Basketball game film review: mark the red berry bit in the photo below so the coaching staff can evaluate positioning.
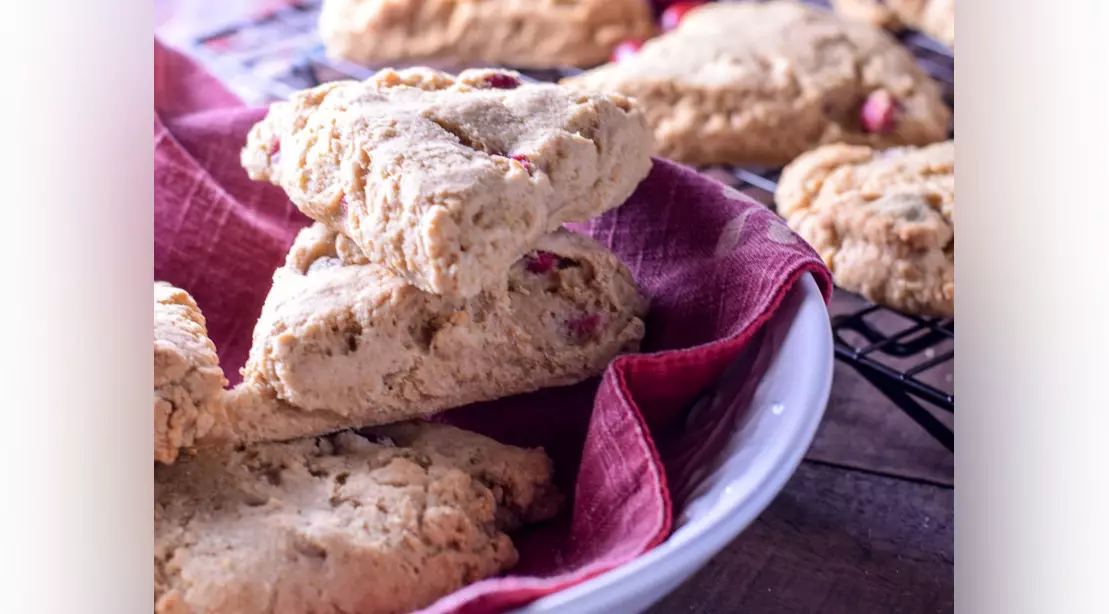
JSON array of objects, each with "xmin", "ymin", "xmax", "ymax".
[
  {"xmin": 860, "ymin": 90, "xmax": 900, "ymax": 134},
  {"xmin": 484, "ymin": 73, "xmax": 520, "ymax": 89},
  {"xmin": 339, "ymin": 195, "xmax": 349, "ymax": 216},
  {"xmin": 509, "ymin": 154, "xmax": 534, "ymax": 174},
  {"xmin": 269, "ymin": 137, "xmax": 281, "ymax": 163},
  {"xmin": 567, "ymin": 313, "xmax": 603, "ymax": 342},
  {"xmin": 611, "ymin": 39, "xmax": 643, "ymax": 63},
  {"xmin": 525, "ymin": 251, "xmax": 559, "ymax": 273},
  {"xmin": 660, "ymin": 2, "xmax": 705, "ymax": 32}
]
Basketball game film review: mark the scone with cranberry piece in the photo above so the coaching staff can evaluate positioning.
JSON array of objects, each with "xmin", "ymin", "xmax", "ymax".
[
  {"xmin": 216, "ymin": 222, "xmax": 647, "ymax": 444},
  {"xmin": 242, "ymin": 67, "xmax": 653, "ymax": 298},
  {"xmin": 564, "ymin": 1, "xmax": 950, "ymax": 166}
]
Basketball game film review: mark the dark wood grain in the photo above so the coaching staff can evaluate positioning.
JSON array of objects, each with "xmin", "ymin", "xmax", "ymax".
[
  {"xmin": 807, "ymin": 361, "xmax": 954, "ymax": 485},
  {"xmin": 806, "ymin": 292, "xmax": 955, "ymax": 485},
  {"xmin": 647, "ymin": 463, "xmax": 954, "ymax": 614}
]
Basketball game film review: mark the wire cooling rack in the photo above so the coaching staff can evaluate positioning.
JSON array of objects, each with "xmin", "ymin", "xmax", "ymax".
[{"xmin": 183, "ymin": 0, "xmax": 955, "ymax": 450}]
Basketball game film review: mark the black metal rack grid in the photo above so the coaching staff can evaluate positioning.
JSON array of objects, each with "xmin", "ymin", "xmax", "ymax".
[{"xmin": 184, "ymin": 0, "xmax": 955, "ymax": 450}]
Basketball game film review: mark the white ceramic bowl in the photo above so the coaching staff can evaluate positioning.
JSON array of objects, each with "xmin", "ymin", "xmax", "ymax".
[{"xmin": 514, "ymin": 273, "xmax": 833, "ymax": 614}]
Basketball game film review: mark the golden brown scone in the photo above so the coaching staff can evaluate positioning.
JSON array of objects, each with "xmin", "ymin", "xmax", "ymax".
[
  {"xmin": 319, "ymin": 0, "xmax": 657, "ymax": 69},
  {"xmin": 242, "ymin": 67, "xmax": 653, "ymax": 298},
  {"xmin": 833, "ymin": 0, "xmax": 955, "ymax": 49},
  {"xmin": 776, "ymin": 140, "xmax": 954, "ymax": 317},
  {"xmin": 154, "ymin": 282, "xmax": 227, "ymax": 464},
  {"xmin": 563, "ymin": 1, "xmax": 951, "ymax": 167},
  {"xmin": 210, "ymin": 223, "xmax": 648, "ymax": 444},
  {"xmin": 155, "ymin": 421, "xmax": 562, "ymax": 614}
]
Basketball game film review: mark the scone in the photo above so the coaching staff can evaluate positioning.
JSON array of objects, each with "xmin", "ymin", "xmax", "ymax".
[
  {"xmin": 319, "ymin": 0, "xmax": 657, "ymax": 69},
  {"xmin": 563, "ymin": 1, "xmax": 951, "ymax": 167},
  {"xmin": 155, "ymin": 421, "xmax": 562, "ymax": 614},
  {"xmin": 154, "ymin": 282, "xmax": 227, "ymax": 464},
  {"xmin": 830, "ymin": 0, "xmax": 904, "ymax": 30},
  {"xmin": 833, "ymin": 0, "xmax": 955, "ymax": 49},
  {"xmin": 776, "ymin": 140, "xmax": 954, "ymax": 317},
  {"xmin": 242, "ymin": 67, "xmax": 653, "ymax": 298},
  {"xmin": 214, "ymin": 223, "xmax": 648, "ymax": 444}
]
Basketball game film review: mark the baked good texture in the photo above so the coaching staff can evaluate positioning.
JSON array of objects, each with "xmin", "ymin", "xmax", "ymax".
[
  {"xmin": 214, "ymin": 223, "xmax": 648, "ymax": 444},
  {"xmin": 832, "ymin": 0, "xmax": 955, "ymax": 49},
  {"xmin": 155, "ymin": 421, "xmax": 562, "ymax": 614},
  {"xmin": 242, "ymin": 67, "xmax": 653, "ymax": 298},
  {"xmin": 318, "ymin": 0, "xmax": 657, "ymax": 69},
  {"xmin": 776, "ymin": 140, "xmax": 954, "ymax": 317},
  {"xmin": 154, "ymin": 282, "xmax": 227, "ymax": 464},
  {"xmin": 563, "ymin": 1, "xmax": 951, "ymax": 167},
  {"xmin": 831, "ymin": 0, "xmax": 903, "ymax": 29}
]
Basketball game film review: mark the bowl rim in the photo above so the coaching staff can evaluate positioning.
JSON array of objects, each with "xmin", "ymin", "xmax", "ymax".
[{"xmin": 515, "ymin": 273, "xmax": 833, "ymax": 613}]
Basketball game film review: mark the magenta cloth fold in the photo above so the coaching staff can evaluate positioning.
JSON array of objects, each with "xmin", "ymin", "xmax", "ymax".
[{"xmin": 153, "ymin": 38, "xmax": 833, "ymax": 614}]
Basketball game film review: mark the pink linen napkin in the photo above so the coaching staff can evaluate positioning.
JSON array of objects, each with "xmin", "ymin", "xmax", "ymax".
[{"xmin": 153, "ymin": 37, "xmax": 833, "ymax": 613}]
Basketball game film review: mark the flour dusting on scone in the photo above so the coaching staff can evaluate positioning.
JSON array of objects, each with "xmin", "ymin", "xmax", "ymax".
[
  {"xmin": 776, "ymin": 140, "xmax": 954, "ymax": 317},
  {"xmin": 563, "ymin": 0, "xmax": 951, "ymax": 166},
  {"xmin": 154, "ymin": 283, "xmax": 227, "ymax": 464},
  {"xmin": 216, "ymin": 223, "xmax": 648, "ymax": 444},
  {"xmin": 241, "ymin": 67, "xmax": 653, "ymax": 298},
  {"xmin": 319, "ymin": 0, "xmax": 657, "ymax": 69},
  {"xmin": 155, "ymin": 421, "xmax": 561, "ymax": 614}
]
